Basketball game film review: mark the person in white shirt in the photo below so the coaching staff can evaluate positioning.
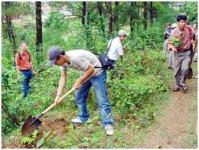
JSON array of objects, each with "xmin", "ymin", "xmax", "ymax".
[
  {"xmin": 107, "ymin": 30, "xmax": 128, "ymax": 62},
  {"xmin": 48, "ymin": 47, "xmax": 114, "ymax": 135}
]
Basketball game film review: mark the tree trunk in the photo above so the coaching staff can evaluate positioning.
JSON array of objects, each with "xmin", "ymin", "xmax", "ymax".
[
  {"xmin": 114, "ymin": 2, "xmax": 119, "ymax": 31},
  {"xmin": 36, "ymin": 1, "xmax": 42, "ymax": 60},
  {"xmin": 149, "ymin": 2, "xmax": 153, "ymax": 24},
  {"xmin": 2, "ymin": 101, "xmax": 20, "ymax": 126},
  {"xmin": 143, "ymin": 2, "xmax": 147, "ymax": 30},
  {"xmin": 5, "ymin": 2, "xmax": 17, "ymax": 52},
  {"xmin": 97, "ymin": 2, "xmax": 105, "ymax": 33},
  {"xmin": 107, "ymin": 2, "xmax": 113, "ymax": 37},
  {"xmin": 82, "ymin": 2, "xmax": 87, "ymax": 25},
  {"xmin": 82, "ymin": 2, "xmax": 92, "ymax": 48},
  {"xmin": 130, "ymin": 2, "xmax": 136, "ymax": 33}
]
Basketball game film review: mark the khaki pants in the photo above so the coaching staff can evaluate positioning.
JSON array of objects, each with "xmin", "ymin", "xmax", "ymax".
[
  {"xmin": 163, "ymin": 39, "xmax": 174, "ymax": 68},
  {"xmin": 168, "ymin": 51, "xmax": 175, "ymax": 68},
  {"xmin": 174, "ymin": 50, "xmax": 191, "ymax": 87}
]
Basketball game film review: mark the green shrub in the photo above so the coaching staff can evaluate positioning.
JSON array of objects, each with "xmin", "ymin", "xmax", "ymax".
[
  {"xmin": 45, "ymin": 12, "xmax": 68, "ymax": 30},
  {"xmin": 127, "ymin": 24, "xmax": 163, "ymax": 51},
  {"xmin": 107, "ymin": 50, "xmax": 169, "ymax": 127},
  {"xmin": 110, "ymin": 75, "xmax": 167, "ymax": 115}
]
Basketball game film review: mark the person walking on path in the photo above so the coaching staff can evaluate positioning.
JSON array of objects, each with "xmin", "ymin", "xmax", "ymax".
[
  {"xmin": 48, "ymin": 47, "xmax": 114, "ymax": 135},
  {"xmin": 15, "ymin": 42, "xmax": 36, "ymax": 97},
  {"xmin": 163, "ymin": 23, "xmax": 172, "ymax": 54},
  {"xmin": 168, "ymin": 14, "xmax": 195, "ymax": 93},
  {"xmin": 166, "ymin": 23, "xmax": 177, "ymax": 69}
]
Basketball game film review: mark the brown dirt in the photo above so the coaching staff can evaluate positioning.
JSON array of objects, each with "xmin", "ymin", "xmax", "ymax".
[
  {"xmin": 39, "ymin": 116, "xmax": 68, "ymax": 137},
  {"xmin": 2, "ymin": 117, "xmax": 68, "ymax": 148},
  {"xmin": 138, "ymin": 78, "xmax": 197, "ymax": 148}
]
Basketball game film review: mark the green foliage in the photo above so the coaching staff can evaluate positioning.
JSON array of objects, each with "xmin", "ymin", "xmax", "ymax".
[
  {"xmin": 107, "ymin": 50, "xmax": 169, "ymax": 127},
  {"xmin": 2, "ymin": 2, "xmax": 32, "ymax": 17},
  {"xmin": 111, "ymin": 75, "xmax": 167, "ymax": 113},
  {"xmin": 48, "ymin": 2, "xmax": 69, "ymax": 8},
  {"xmin": 127, "ymin": 24, "xmax": 163, "ymax": 50},
  {"xmin": 15, "ymin": 25, "xmax": 36, "ymax": 44},
  {"xmin": 21, "ymin": 130, "xmax": 39, "ymax": 145},
  {"xmin": 154, "ymin": 2, "xmax": 177, "ymax": 25},
  {"xmin": 45, "ymin": 12, "xmax": 68, "ymax": 30},
  {"xmin": 182, "ymin": 2, "xmax": 198, "ymax": 22},
  {"xmin": 170, "ymin": 37, "xmax": 181, "ymax": 48}
]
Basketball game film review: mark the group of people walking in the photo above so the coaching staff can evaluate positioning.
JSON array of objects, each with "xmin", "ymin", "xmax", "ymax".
[
  {"xmin": 15, "ymin": 13, "xmax": 197, "ymax": 136},
  {"xmin": 163, "ymin": 14, "xmax": 197, "ymax": 92}
]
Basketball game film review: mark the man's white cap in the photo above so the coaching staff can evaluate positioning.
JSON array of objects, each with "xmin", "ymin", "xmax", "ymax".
[{"xmin": 118, "ymin": 30, "xmax": 128, "ymax": 36}]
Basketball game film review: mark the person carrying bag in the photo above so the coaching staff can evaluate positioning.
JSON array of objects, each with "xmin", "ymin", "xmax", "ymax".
[{"xmin": 99, "ymin": 30, "xmax": 128, "ymax": 70}]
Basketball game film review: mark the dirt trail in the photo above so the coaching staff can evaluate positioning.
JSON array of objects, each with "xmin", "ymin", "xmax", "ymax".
[{"xmin": 139, "ymin": 78, "xmax": 197, "ymax": 148}]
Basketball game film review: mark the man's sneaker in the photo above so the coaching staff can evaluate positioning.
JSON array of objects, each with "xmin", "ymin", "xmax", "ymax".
[
  {"xmin": 105, "ymin": 125, "xmax": 114, "ymax": 136},
  {"xmin": 71, "ymin": 117, "xmax": 83, "ymax": 123},
  {"xmin": 71, "ymin": 117, "xmax": 91, "ymax": 124}
]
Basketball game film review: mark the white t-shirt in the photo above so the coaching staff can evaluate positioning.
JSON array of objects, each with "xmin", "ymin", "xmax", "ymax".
[
  {"xmin": 107, "ymin": 37, "xmax": 123, "ymax": 60},
  {"xmin": 60, "ymin": 49, "xmax": 102, "ymax": 76}
]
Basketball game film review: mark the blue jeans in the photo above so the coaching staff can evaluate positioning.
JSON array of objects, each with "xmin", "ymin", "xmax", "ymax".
[
  {"xmin": 21, "ymin": 69, "xmax": 33, "ymax": 97},
  {"xmin": 75, "ymin": 70, "xmax": 113, "ymax": 126}
]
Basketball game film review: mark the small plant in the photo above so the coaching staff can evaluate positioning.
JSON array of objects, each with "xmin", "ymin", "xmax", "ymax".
[
  {"xmin": 171, "ymin": 37, "xmax": 182, "ymax": 48},
  {"xmin": 21, "ymin": 130, "xmax": 39, "ymax": 145}
]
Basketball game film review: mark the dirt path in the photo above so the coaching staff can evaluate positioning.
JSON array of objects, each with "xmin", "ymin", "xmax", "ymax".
[{"xmin": 139, "ymin": 78, "xmax": 197, "ymax": 148}]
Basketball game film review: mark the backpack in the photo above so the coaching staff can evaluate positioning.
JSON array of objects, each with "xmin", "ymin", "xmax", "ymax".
[
  {"xmin": 98, "ymin": 40, "xmax": 115, "ymax": 70},
  {"xmin": 98, "ymin": 54, "xmax": 114, "ymax": 69}
]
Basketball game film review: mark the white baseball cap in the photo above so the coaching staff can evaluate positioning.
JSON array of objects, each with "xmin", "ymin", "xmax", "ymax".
[{"xmin": 118, "ymin": 30, "xmax": 128, "ymax": 37}]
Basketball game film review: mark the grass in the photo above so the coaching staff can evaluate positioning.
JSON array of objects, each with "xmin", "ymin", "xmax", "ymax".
[{"xmin": 2, "ymin": 87, "xmax": 172, "ymax": 148}]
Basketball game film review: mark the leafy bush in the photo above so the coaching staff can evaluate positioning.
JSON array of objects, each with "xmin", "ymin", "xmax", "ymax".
[
  {"xmin": 127, "ymin": 24, "xmax": 163, "ymax": 50},
  {"xmin": 45, "ymin": 12, "xmax": 68, "ymax": 30},
  {"xmin": 110, "ymin": 75, "xmax": 168, "ymax": 115},
  {"xmin": 107, "ymin": 50, "xmax": 169, "ymax": 127}
]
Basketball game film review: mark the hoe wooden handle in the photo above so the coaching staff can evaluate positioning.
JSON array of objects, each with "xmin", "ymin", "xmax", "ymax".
[
  {"xmin": 37, "ymin": 69, "xmax": 101, "ymax": 119},
  {"xmin": 39, "ymin": 87, "xmax": 75, "ymax": 117}
]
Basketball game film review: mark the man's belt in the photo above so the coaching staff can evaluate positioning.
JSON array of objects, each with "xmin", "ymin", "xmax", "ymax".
[{"xmin": 177, "ymin": 48, "xmax": 191, "ymax": 53}]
